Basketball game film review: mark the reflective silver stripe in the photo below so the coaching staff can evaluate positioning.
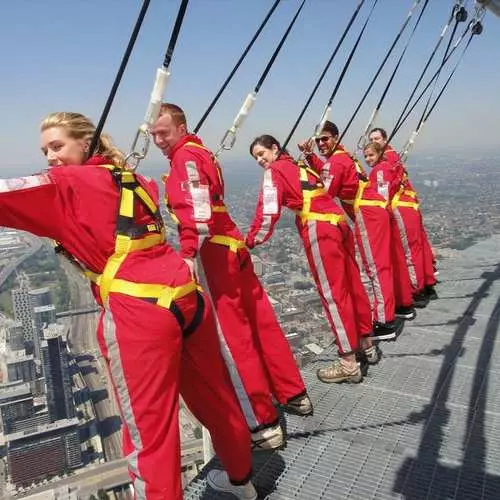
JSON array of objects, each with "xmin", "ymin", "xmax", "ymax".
[
  {"xmin": 102, "ymin": 309, "xmax": 146, "ymax": 499},
  {"xmin": 353, "ymin": 235, "xmax": 376, "ymax": 311},
  {"xmin": 321, "ymin": 163, "xmax": 333, "ymax": 191},
  {"xmin": 195, "ymin": 259, "xmax": 259, "ymax": 430},
  {"xmin": 254, "ymin": 215, "xmax": 273, "ymax": 244},
  {"xmin": 307, "ymin": 220, "xmax": 351, "ymax": 353},
  {"xmin": 184, "ymin": 160, "xmax": 209, "ymax": 251},
  {"xmin": 254, "ymin": 169, "xmax": 275, "ymax": 243},
  {"xmin": 357, "ymin": 211, "xmax": 386, "ymax": 323},
  {"xmin": 393, "ymin": 207, "xmax": 418, "ymax": 288}
]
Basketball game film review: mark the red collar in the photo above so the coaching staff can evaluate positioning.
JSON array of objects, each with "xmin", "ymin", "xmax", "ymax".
[{"xmin": 168, "ymin": 134, "xmax": 204, "ymax": 159}]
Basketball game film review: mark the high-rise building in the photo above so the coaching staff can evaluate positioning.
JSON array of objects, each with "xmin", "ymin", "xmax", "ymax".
[
  {"xmin": 7, "ymin": 320, "xmax": 25, "ymax": 351},
  {"xmin": 0, "ymin": 382, "xmax": 33, "ymax": 434},
  {"xmin": 11, "ymin": 274, "xmax": 34, "ymax": 350},
  {"xmin": 32, "ymin": 304, "xmax": 57, "ymax": 364},
  {"xmin": 41, "ymin": 324, "xmax": 75, "ymax": 422},
  {"xmin": 30, "ymin": 287, "xmax": 57, "ymax": 363},
  {"xmin": 5, "ymin": 352, "xmax": 36, "ymax": 384},
  {"xmin": 6, "ymin": 418, "xmax": 82, "ymax": 488}
]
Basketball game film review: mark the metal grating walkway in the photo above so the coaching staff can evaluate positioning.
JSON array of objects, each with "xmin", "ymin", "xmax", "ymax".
[{"xmin": 185, "ymin": 235, "xmax": 500, "ymax": 499}]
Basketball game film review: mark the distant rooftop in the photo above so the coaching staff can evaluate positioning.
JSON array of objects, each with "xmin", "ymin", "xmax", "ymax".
[{"xmin": 185, "ymin": 234, "xmax": 500, "ymax": 500}]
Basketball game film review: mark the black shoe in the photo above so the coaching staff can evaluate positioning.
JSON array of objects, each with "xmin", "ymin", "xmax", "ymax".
[
  {"xmin": 282, "ymin": 393, "xmax": 313, "ymax": 417},
  {"xmin": 425, "ymin": 285, "xmax": 438, "ymax": 301},
  {"xmin": 395, "ymin": 306, "xmax": 417, "ymax": 320},
  {"xmin": 412, "ymin": 292, "xmax": 429, "ymax": 309},
  {"xmin": 354, "ymin": 354, "xmax": 370, "ymax": 376},
  {"xmin": 372, "ymin": 320, "xmax": 403, "ymax": 341},
  {"xmin": 357, "ymin": 344, "xmax": 383, "ymax": 366}
]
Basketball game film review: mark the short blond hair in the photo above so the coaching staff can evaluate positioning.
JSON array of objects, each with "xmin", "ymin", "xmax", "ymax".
[
  {"xmin": 40, "ymin": 112, "xmax": 125, "ymax": 167},
  {"xmin": 158, "ymin": 103, "xmax": 187, "ymax": 127}
]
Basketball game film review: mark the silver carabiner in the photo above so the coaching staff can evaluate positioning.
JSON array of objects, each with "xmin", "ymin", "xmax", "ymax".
[
  {"xmin": 125, "ymin": 126, "xmax": 151, "ymax": 171},
  {"xmin": 220, "ymin": 128, "xmax": 237, "ymax": 151}
]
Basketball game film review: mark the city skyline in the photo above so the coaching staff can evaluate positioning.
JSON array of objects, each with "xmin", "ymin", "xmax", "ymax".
[{"xmin": 0, "ymin": 0, "xmax": 499, "ymax": 173}]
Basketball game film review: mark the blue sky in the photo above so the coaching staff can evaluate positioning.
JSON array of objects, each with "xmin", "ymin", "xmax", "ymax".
[{"xmin": 0, "ymin": 0, "xmax": 498, "ymax": 173}]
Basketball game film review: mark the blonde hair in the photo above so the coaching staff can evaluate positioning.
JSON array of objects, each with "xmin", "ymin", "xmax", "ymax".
[
  {"xmin": 364, "ymin": 141, "xmax": 384, "ymax": 157},
  {"xmin": 40, "ymin": 112, "xmax": 125, "ymax": 167}
]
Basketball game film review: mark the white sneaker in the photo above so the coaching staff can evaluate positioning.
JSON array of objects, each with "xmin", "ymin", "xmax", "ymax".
[
  {"xmin": 206, "ymin": 469, "xmax": 257, "ymax": 499},
  {"xmin": 251, "ymin": 423, "xmax": 284, "ymax": 451}
]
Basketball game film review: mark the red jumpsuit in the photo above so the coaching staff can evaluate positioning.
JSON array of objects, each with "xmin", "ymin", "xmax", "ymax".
[
  {"xmin": 384, "ymin": 146, "xmax": 436, "ymax": 290},
  {"xmin": 0, "ymin": 157, "xmax": 252, "ymax": 500},
  {"xmin": 164, "ymin": 135, "xmax": 306, "ymax": 431},
  {"xmin": 307, "ymin": 147, "xmax": 397, "ymax": 324},
  {"xmin": 246, "ymin": 154, "xmax": 373, "ymax": 355},
  {"xmin": 368, "ymin": 158, "xmax": 415, "ymax": 308}
]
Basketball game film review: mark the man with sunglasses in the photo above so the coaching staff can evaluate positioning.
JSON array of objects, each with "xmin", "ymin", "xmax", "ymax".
[{"xmin": 299, "ymin": 122, "xmax": 416, "ymax": 341}]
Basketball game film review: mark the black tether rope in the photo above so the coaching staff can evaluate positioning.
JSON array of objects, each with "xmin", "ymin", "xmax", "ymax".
[
  {"xmin": 334, "ymin": 0, "xmax": 423, "ymax": 149},
  {"xmin": 391, "ymin": 2, "xmax": 465, "ymax": 136},
  {"xmin": 88, "ymin": 0, "xmax": 151, "ymax": 159},
  {"xmin": 387, "ymin": 17, "xmax": 474, "ymax": 143},
  {"xmin": 315, "ymin": 0, "xmax": 379, "ymax": 138},
  {"xmin": 414, "ymin": 3, "xmax": 468, "ymax": 131},
  {"xmin": 216, "ymin": 0, "xmax": 306, "ymax": 154},
  {"xmin": 255, "ymin": 0, "xmax": 306, "ymax": 93},
  {"xmin": 193, "ymin": 0, "xmax": 281, "ymax": 134},
  {"xmin": 358, "ymin": 0, "xmax": 431, "ymax": 147},
  {"xmin": 398, "ymin": 21, "xmax": 482, "ymax": 159},
  {"xmin": 163, "ymin": 0, "xmax": 190, "ymax": 69},
  {"xmin": 281, "ymin": 0, "xmax": 367, "ymax": 149}
]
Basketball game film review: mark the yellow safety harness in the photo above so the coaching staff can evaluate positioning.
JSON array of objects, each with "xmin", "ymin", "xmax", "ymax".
[
  {"xmin": 391, "ymin": 186, "xmax": 420, "ymax": 211},
  {"xmin": 296, "ymin": 162, "xmax": 344, "ymax": 225},
  {"xmin": 165, "ymin": 141, "xmax": 247, "ymax": 254},
  {"xmin": 59, "ymin": 165, "xmax": 204, "ymax": 336}
]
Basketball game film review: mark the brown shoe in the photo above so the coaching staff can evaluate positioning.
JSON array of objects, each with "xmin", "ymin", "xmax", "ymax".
[
  {"xmin": 251, "ymin": 423, "xmax": 284, "ymax": 451},
  {"xmin": 282, "ymin": 393, "xmax": 313, "ymax": 416},
  {"xmin": 317, "ymin": 360, "xmax": 363, "ymax": 384}
]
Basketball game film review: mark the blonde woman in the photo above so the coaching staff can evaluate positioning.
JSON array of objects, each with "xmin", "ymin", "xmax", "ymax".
[{"xmin": 0, "ymin": 112, "xmax": 256, "ymax": 500}]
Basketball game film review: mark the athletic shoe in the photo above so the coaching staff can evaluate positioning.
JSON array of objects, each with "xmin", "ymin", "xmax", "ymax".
[
  {"xmin": 206, "ymin": 470, "xmax": 257, "ymax": 500},
  {"xmin": 317, "ymin": 359, "xmax": 363, "ymax": 384},
  {"xmin": 372, "ymin": 319, "xmax": 403, "ymax": 341},
  {"xmin": 425, "ymin": 285, "xmax": 439, "ymax": 301},
  {"xmin": 362, "ymin": 344, "xmax": 382, "ymax": 365},
  {"xmin": 251, "ymin": 423, "xmax": 284, "ymax": 451},
  {"xmin": 395, "ymin": 306, "xmax": 417, "ymax": 320},
  {"xmin": 282, "ymin": 393, "xmax": 313, "ymax": 416},
  {"xmin": 413, "ymin": 292, "xmax": 430, "ymax": 309}
]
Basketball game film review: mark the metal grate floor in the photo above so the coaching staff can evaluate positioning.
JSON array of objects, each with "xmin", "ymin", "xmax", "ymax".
[{"xmin": 184, "ymin": 235, "xmax": 500, "ymax": 499}]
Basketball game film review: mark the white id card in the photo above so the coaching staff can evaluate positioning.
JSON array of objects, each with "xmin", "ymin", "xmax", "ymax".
[
  {"xmin": 263, "ymin": 185, "xmax": 278, "ymax": 215},
  {"xmin": 378, "ymin": 183, "xmax": 389, "ymax": 200},
  {"xmin": 190, "ymin": 185, "xmax": 211, "ymax": 221}
]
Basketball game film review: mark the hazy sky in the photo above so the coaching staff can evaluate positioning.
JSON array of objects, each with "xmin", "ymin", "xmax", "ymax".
[{"xmin": 0, "ymin": 0, "xmax": 498, "ymax": 174}]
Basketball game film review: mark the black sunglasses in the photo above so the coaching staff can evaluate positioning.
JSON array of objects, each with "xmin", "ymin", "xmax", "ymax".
[{"xmin": 315, "ymin": 135, "xmax": 333, "ymax": 144}]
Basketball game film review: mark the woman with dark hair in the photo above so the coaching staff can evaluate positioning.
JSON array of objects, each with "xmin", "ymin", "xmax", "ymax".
[{"xmin": 247, "ymin": 134, "xmax": 379, "ymax": 384}]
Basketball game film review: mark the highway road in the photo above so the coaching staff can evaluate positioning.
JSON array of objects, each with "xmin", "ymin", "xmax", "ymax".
[{"xmin": 0, "ymin": 235, "xmax": 42, "ymax": 288}]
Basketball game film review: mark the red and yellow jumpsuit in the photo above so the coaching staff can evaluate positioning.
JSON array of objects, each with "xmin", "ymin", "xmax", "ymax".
[
  {"xmin": 385, "ymin": 146, "xmax": 437, "ymax": 289},
  {"xmin": 164, "ymin": 135, "xmax": 307, "ymax": 432},
  {"xmin": 0, "ymin": 156, "xmax": 252, "ymax": 500},
  {"xmin": 368, "ymin": 157, "xmax": 416, "ymax": 309},
  {"xmin": 246, "ymin": 154, "xmax": 373, "ymax": 355},
  {"xmin": 307, "ymin": 147, "xmax": 399, "ymax": 324}
]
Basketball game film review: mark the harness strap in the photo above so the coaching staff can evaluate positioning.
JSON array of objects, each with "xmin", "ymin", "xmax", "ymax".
[
  {"xmin": 209, "ymin": 235, "xmax": 246, "ymax": 252},
  {"xmin": 391, "ymin": 188, "xmax": 420, "ymax": 210}
]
